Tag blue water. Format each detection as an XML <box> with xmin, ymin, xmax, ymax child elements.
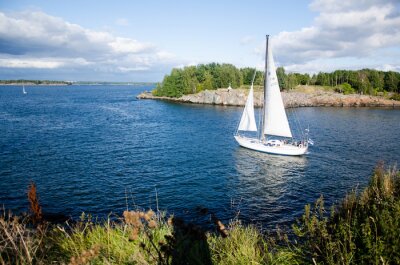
<box><xmin>0</xmin><ymin>85</ymin><xmax>399</xmax><ymax>228</ymax></box>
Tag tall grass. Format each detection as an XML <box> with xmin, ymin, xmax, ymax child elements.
<box><xmin>0</xmin><ymin>182</ymin><xmax>49</xmax><ymax>265</ymax></box>
<box><xmin>0</xmin><ymin>212</ymin><xmax>49</xmax><ymax>264</ymax></box>
<box><xmin>55</xmin><ymin>211</ymin><xmax>172</xmax><ymax>264</ymax></box>
<box><xmin>293</xmin><ymin>163</ymin><xmax>400</xmax><ymax>264</ymax></box>
<box><xmin>0</xmin><ymin>164</ymin><xmax>399</xmax><ymax>264</ymax></box>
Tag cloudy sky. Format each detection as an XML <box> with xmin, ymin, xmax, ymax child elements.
<box><xmin>0</xmin><ymin>0</ymin><xmax>399</xmax><ymax>82</ymax></box>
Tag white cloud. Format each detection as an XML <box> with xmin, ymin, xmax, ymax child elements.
<box><xmin>118</xmin><ymin>66</ymin><xmax>149</xmax><ymax>72</ymax></box>
<box><xmin>0</xmin><ymin>11</ymin><xmax>178</xmax><ymax>80</ymax></box>
<box><xmin>109</xmin><ymin>37</ymin><xmax>154</xmax><ymax>54</ymax></box>
<box><xmin>0</xmin><ymin>56</ymin><xmax>93</xmax><ymax>69</ymax></box>
<box><xmin>260</xmin><ymin>0</ymin><xmax>400</xmax><ymax>73</ymax></box>
<box><xmin>378</xmin><ymin>64</ymin><xmax>400</xmax><ymax>72</ymax></box>
<box><xmin>0</xmin><ymin>58</ymin><xmax>64</xmax><ymax>69</ymax></box>
<box><xmin>309</xmin><ymin>0</ymin><xmax>395</xmax><ymax>13</ymax></box>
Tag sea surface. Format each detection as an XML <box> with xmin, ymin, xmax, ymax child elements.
<box><xmin>0</xmin><ymin>85</ymin><xmax>399</xmax><ymax>229</ymax></box>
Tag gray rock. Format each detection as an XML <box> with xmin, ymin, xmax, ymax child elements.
<box><xmin>136</xmin><ymin>89</ymin><xmax>400</xmax><ymax>108</ymax></box>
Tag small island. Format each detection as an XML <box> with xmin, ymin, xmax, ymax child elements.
<box><xmin>137</xmin><ymin>63</ymin><xmax>400</xmax><ymax>108</ymax></box>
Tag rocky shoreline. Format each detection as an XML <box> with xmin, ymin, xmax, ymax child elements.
<box><xmin>137</xmin><ymin>88</ymin><xmax>400</xmax><ymax>108</ymax></box>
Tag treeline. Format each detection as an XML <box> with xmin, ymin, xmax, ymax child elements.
<box><xmin>153</xmin><ymin>63</ymin><xmax>264</xmax><ymax>97</ymax></box>
<box><xmin>153</xmin><ymin>63</ymin><xmax>400</xmax><ymax>97</ymax></box>
<box><xmin>278</xmin><ymin>68</ymin><xmax>400</xmax><ymax>95</ymax></box>
<box><xmin>0</xmin><ymin>79</ymin><xmax>72</xmax><ymax>85</ymax></box>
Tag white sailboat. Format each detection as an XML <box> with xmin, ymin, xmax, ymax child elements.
<box><xmin>234</xmin><ymin>35</ymin><xmax>310</xmax><ymax>156</ymax></box>
<box><xmin>22</xmin><ymin>85</ymin><xmax>27</xmax><ymax>94</ymax></box>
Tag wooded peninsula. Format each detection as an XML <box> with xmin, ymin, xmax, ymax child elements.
<box><xmin>152</xmin><ymin>63</ymin><xmax>400</xmax><ymax>101</ymax></box>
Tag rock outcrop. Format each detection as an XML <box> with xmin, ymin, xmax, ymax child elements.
<box><xmin>137</xmin><ymin>89</ymin><xmax>400</xmax><ymax>108</ymax></box>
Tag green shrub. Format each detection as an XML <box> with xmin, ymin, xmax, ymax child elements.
<box><xmin>293</xmin><ymin>164</ymin><xmax>400</xmax><ymax>264</ymax></box>
<box><xmin>336</xmin><ymin>82</ymin><xmax>356</xmax><ymax>95</ymax></box>
<box><xmin>390</xmin><ymin>93</ymin><xmax>400</xmax><ymax>101</ymax></box>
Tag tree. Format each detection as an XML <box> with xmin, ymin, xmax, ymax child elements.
<box><xmin>203</xmin><ymin>72</ymin><xmax>213</xmax><ymax>90</ymax></box>
<box><xmin>316</xmin><ymin>72</ymin><xmax>329</xmax><ymax>86</ymax></box>
<box><xmin>309</xmin><ymin>74</ymin><xmax>317</xmax><ymax>85</ymax></box>
<box><xmin>286</xmin><ymin>73</ymin><xmax>298</xmax><ymax>90</ymax></box>
<box><xmin>195</xmin><ymin>65</ymin><xmax>207</xmax><ymax>83</ymax></box>
<box><xmin>367</xmin><ymin>70</ymin><xmax>384</xmax><ymax>91</ymax></box>
<box><xmin>384</xmin><ymin>71</ymin><xmax>399</xmax><ymax>92</ymax></box>
<box><xmin>155</xmin><ymin>69</ymin><xmax>184</xmax><ymax>97</ymax></box>
<box><xmin>240</xmin><ymin>68</ymin><xmax>254</xmax><ymax>85</ymax></box>
<box><xmin>182</xmin><ymin>66</ymin><xmax>198</xmax><ymax>94</ymax></box>
<box><xmin>340</xmin><ymin>82</ymin><xmax>355</xmax><ymax>95</ymax></box>
<box><xmin>276</xmin><ymin>67</ymin><xmax>286</xmax><ymax>89</ymax></box>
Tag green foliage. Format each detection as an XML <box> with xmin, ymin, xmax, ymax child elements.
<box><xmin>276</xmin><ymin>67</ymin><xmax>286</xmax><ymax>88</ymax></box>
<box><xmin>208</xmin><ymin>221</ymin><xmax>265</xmax><ymax>264</ymax></box>
<box><xmin>298</xmin><ymin>69</ymin><xmax>398</xmax><ymax>95</ymax></box>
<box><xmin>336</xmin><ymin>82</ymin><xmax>356</xmax><ymax>95</ymax></box>
<box><xmin>55</xmin><ymin>211</ymin><xmax>173</xmax><ymax>264</ymax></box>
<box><xmin>293</xmin><ymin>164</ymin><xmax>400</xmax><ymax>264</ymax></box>
<box><xmin>384</xmin><ymin>71</ymin><xmax>400</xmax><ymax>92</ymax></box>
<box><xmin>155</xmin><ymin>63</ymin><xmax>400</xmax><ymax>97</ymax></box>
<box><xmin>154</xmin><ymin>64</ymin><xmax>263</xmax><ymax>97</ymax></box>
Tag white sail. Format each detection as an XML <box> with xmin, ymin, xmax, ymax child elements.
<box><xmin>238</xmin><ymin>85</ymin><xmax>257</xmax><ymax>131</ymax></box>
<box><xmin>263</xmin><ymin>45</ymin><xmax>292</xmax><ymax>138</ymax></box>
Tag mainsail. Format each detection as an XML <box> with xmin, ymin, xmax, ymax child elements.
<box><xmin>238</xmin><ymin>84</ymin><xmax>257</xmax><ymax>131</ymax></box>
<box><xmin>263</xmin><ymin>44</ymin><xmax>292</xmax><ymax>138</ymax></box>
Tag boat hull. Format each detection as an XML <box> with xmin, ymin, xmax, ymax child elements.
<box><xmin>234</xmin><ymin>136</ymin><xmax>308</xmax><ymax>156</ymax></box>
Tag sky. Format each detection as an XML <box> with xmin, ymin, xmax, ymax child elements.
<box><xmin>0</xmin><ymin>0</ymin><xmax>399</xmax><ymax>82</ymax></box>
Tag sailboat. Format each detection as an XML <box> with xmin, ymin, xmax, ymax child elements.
<box><xmin>234</xmin><ymin>35</ymin><xmax>310</xmax><ymax>156</ymax></box>
<box><xmin>22</xmin><ymin>85</ymin><xmax>27</xmax><ymax>94</ymax></box>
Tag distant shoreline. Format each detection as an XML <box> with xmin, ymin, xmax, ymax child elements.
<box><xmin>137</xmin><ymin>88</ymin><xmax>400</xmax><ymax>108</ymax></box>
<box><xmin>0</xmin><ymin>83</ymin><xmax>69</xmax><ymax>86</ymax></box>
<box><xmin>0</xmin><ymin>82</ymin><xmax>156</xmax><ymax>86</ymax></box>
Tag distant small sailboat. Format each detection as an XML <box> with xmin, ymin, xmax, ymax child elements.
<box><xmin>22</xmin><ymin>85</ymin><xmax>27</xmax><ymax>94</ymax></box>
<box><xmin>234</xmin><ymin>35</ymin><xmax>311</xmax><ymax>156</ymax></box>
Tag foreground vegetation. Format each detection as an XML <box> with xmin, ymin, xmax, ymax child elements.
<box><xmin>1</xmin><ymin>164</ymin><xmax>399</xmax><ymax>264</ymax></box>
<box><xmin>153</xmin><ymin>63</ymin><xmax>400</xmax><ymax>98</ymax></box>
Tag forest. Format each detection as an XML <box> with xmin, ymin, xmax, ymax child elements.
<box><xmin>152</xmin><ymin>63</ymin><xmax>400</xmax><ymax>98</ymax></box>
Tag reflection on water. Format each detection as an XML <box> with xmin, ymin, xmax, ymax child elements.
<box><xmin>235</xmin><ymin>148</ymin><xmax>307</xmax><ymax>178</ymax></box>
<box><xmin>233</xmin><ymin>148</ymin><xmax>308</xmax><ymax>226</ymax></box>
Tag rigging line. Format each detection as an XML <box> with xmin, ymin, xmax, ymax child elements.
<box><xmin>292</xmin><ymin>106</ymin><xmax>305</xmax><ymax>139</ymax></box>
<box><xmin>292</xmin><ymin>107</ymin><xmax>302</xmax><ymax>139</ymax></box>
<box><xmin>258</xmin><ymin>86</ymin><xmax>263</xmax><ymax>140</ymax></box>
<box><xmin>234</xmin><ymin>105</ymin><xmax>242</xmax><ymax>136</ymax></box>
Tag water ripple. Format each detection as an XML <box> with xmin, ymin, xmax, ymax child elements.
<box><xmin>0</xmin><ymin>85</ymin><xmax>399</xmax><ymax>229</ymax></box>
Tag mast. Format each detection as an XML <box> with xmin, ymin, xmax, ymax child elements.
<box><xmin>260</xmin><ymin>35</ymin><xmax>269</xmax><ymax>141</ymax></box>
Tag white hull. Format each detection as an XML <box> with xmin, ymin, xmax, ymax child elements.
<box><xmin>234</xmin><ymin>135</ymin><xmax>308</xmax><ymax>156</ymax></box>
